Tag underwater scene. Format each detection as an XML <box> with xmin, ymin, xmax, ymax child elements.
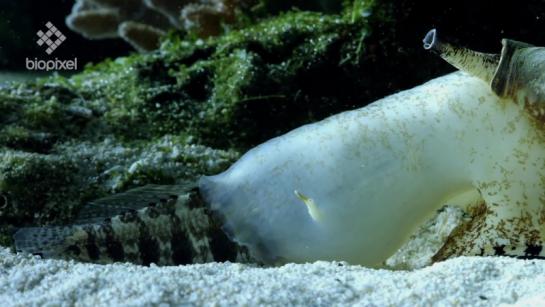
<box><xmin>2</xmin><ymin>0</ymin><xmax>545</xmax><ymax>305</ymax></box>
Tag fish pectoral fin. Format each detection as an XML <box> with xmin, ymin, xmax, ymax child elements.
<box><xmin>294</xmin><ymin>190</ymin><xmax>322</xmax><ymax>222</ymax></box>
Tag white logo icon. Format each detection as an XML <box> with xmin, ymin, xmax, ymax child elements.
<box><xmin>36</xmin><ymin>22</ymin><xmax>66</xmax><ymax>55</ymax></box>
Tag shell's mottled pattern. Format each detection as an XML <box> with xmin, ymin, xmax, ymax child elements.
<box><xmin>420</xmin><ymin>31</ymin><xmax>545</xmax><ymax>263</ymax></box>
<box><xmin>492</xmin><ymin>40</ymin><xmax>545</xmax><ymax>125</ymax></box>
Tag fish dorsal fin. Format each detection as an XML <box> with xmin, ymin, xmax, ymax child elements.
<box><xmin>75</xmin><ymin>183</ymin><xmax>196</xmax><ymax>224</ymax></box>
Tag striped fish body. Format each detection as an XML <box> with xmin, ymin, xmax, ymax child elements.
<box><xmin>14</xmin><ymin>185</ymin><xmax>254</xmax><ymax>265</ymax></box>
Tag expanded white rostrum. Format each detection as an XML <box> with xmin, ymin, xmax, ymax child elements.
<box><xmin>200</xmin><ymin>30</ymin><xmax>545</xmax><ymax>267</ymax></box>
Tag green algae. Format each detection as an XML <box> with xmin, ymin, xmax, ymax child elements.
<box><xmin>41</xmin><ymin>8</ymin><xmax>378</xmax><ymax>149</ymax></box>
<box><xmin>0</xmin><ymin>151</ymin><xmax>80</xmax><ymax>231</ymax></box>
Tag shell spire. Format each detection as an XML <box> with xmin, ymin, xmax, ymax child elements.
<box><xmin>423</xmin><ymin>29</ymin><xmax>500</xmax><ymax>84</ymax></box>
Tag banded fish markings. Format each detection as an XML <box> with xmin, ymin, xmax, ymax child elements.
<box><xmin>14</xmin><ymin>185</ymin><xmax>255</xmax><ymax>265</ymax></box>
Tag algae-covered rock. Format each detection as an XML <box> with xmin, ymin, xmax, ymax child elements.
<box><xmin>61</xmin><ymin>8</ymin><xmax>381</xmax><ymax>149</ymax></box>
<box><xmin>0</xmin><ymin>136</ymin><xmax>238</xmax><ymax>246</ymax></box>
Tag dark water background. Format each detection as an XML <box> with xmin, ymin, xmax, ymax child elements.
<box><xmin>0</xmin><ymin>1</ymin><xmax>544</xmax><ymax>75</ymax></box>
<box><xmin>0</xmin><ymin>0</ymin><xmax>131</xmax><ymax>71</ymax></box>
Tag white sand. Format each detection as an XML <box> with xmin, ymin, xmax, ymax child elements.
<box><xmin>1</xmin><ymin>247</ymin><xmax>545</xmax><ymax>306</ymax></box>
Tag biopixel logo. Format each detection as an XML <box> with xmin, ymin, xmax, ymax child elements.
<box><xmin>36</xmin><ymin>22</ymin><xmax>66</xmax><ymax>54</ymax></box>
<box><xmin>26</xmin><ymin>22</ymin><xmax>78</xmax><ymax>71</ymax></box>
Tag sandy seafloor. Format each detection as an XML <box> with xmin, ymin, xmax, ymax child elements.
<box><xmin>2</xmin><ymin>248</ymin><xmax>545</xmax><ymax>306</ymax></box>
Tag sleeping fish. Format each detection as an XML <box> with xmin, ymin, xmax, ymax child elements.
<box><xmin>14</xmin><ymin>30</ymin><xmax>545</xmax><ymax>267</ymax></box>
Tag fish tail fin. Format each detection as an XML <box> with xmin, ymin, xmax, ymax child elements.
<box><xmin>13</xmin><ymin>226</ymin><xmax>74</xmax><ymax>258</ymax></box>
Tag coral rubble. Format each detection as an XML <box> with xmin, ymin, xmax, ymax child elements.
<box><xmin>65</xmin><ymin>0</ymin><xmax>256</xmax><ymax>51</ymax></box>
